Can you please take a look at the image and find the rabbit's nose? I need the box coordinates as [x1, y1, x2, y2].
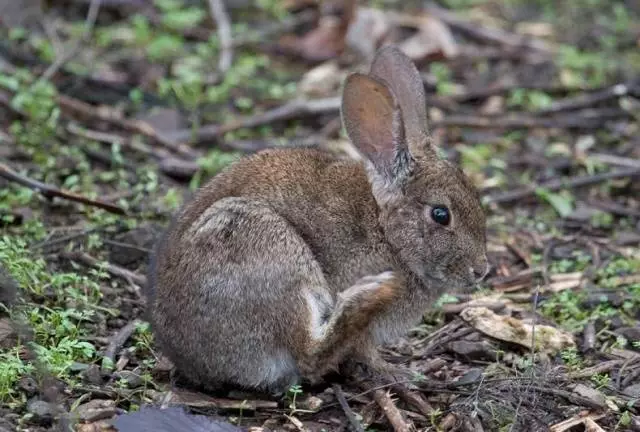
[472, 262, 490, 282]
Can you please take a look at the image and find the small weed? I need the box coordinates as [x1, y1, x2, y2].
[0, 348, 35, 404]
[590, 373, 610, 389]
[286, 384, 304, 414]
[507, 89, 553, 111]
[430, 63, 456, 96]
[560, 347, 583, 370]
[190, 150, 241, 190]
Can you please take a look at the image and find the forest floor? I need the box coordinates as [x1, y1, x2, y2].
[0, 0, 639, 431]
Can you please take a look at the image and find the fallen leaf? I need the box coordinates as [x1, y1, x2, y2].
[299, 61, 344, 97]
[279, 0, 356, 62]
[460, 306, 575, 354]
[74, 399, 118, 423]
[345, 7, 392, 59]
[397, 14, 458, 62]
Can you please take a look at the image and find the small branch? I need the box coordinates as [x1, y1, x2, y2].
[588, 152, 640, 169]
[434, 108, 631, 130]
[0, 162, 126, 215]
[207, 0, 233, 74]
[61, 251, 147, 288]
[172, 97, 341, 145]
[40, 0, 103, 82]
[57, 94, 197, 160]
[102, 319, 141, 372]
[539, 81, 640, 114]
[425, 2, 554, 54]
[373, 390, 414, 432]
[485, 166, 640, 205]
[333, 385, 365, 432]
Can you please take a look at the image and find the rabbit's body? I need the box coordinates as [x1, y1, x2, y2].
[148, 47, 488, 393]
[150, 149, 427, 390]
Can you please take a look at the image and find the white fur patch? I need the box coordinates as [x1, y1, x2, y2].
[255, 349, 297, 388]
[306, 291, 331, 341]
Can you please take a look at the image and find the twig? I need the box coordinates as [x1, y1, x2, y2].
[568, 360, 623, 379]
[207, 0, 233, 73]
[485, 166, 640, 204]
[588, 152, 640, 168]
[61, 250, 147, 288]
[539, 81, 640, 114]
[333, 385, 365, 432]
[102, 319, 141, 372]
[172, 97, 341, 145]
[39, 0, 102, 82]
[0, 162, 126, 215]
[425, 2, 554, 54]
[434, 108, 631, 130]
[454, 82, 587, 103]
[373, 389, 414, 432]
[57, 94, 197, 159]
[389, 386, 435, 418]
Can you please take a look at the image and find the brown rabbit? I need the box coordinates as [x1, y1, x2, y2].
[147, 46, 489, 393]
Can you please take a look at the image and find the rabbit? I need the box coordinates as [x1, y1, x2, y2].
[146, 45, 489, 394]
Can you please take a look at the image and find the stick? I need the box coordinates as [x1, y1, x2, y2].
[540, 81, 639, 114]
[206, 0, 233, 73]
[485, 166, 640, 204]
[425, 3, 553, 54]
[588, 152, 640, 168]
[39, 0, 102, 82]
[61, 251, 147, 288]
[57, 94, 197, 159]
[373, 390, 414, 432]
[102, 319, 141, 372]
[172, 97, 341, 145]
[333, 385, 365, 432]
[434, 108, 630, 130]
[0, 162, 126, 215]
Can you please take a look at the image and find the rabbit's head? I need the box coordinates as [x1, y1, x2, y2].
[341, 46, 488, 289]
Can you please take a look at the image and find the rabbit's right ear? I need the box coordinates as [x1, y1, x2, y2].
[341, 73, 411, 186]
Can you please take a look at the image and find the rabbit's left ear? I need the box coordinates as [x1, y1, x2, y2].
[369, 46, 436, 160]
[341, 72, 412, 186]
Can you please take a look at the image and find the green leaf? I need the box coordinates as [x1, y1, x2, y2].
[535, 188, 574, 218]
[162, 8, 206, 30]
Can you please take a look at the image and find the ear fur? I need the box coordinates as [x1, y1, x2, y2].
[341, 73, 412, 186]
[369, 45, 435, 159]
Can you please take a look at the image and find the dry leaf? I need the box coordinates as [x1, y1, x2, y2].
[279, 0, 356, 61]
[299, 61, 343, 97]
[397, 14, 458, 62]
[549, 413, 606, 432]
[460, 306, 575, 353]
[345, 7, 392, 59]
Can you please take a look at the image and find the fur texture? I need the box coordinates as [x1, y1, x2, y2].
[147, 46, 488, 393]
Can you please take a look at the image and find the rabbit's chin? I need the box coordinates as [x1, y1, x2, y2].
[422, 270, 477, 293]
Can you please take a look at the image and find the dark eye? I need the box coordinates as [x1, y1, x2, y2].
[431, 206, 450, 226]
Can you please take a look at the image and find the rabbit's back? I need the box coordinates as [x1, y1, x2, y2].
[168, 148, 393, 290]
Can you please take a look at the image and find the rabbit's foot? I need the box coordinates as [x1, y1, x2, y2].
[344, 355, 419, 389]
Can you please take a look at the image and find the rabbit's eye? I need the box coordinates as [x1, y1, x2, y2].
[431, 206, 450, 226]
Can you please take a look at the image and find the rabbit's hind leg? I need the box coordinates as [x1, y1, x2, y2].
[297, 272, 404, 383]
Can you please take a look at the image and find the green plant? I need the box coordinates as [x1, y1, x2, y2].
[590, 373, 610, 389]
[190, 150, 241, 190]
[0, 347, 35, 404]
[286, 384, 304, 414]
[560, 347, 583, 370]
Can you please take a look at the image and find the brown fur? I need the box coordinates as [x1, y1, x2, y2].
[147, 46, 488, 393]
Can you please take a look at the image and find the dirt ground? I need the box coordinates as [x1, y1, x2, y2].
[0, 0, 639, 431]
